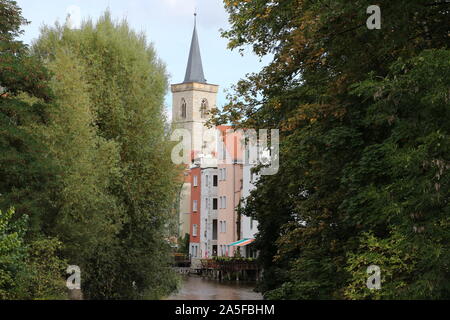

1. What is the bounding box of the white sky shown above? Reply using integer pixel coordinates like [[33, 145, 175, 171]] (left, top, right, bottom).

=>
[[16, 0, 271, 121]]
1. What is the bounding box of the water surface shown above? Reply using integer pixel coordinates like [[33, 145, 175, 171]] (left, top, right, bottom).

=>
[[167, 275, 263, 300]]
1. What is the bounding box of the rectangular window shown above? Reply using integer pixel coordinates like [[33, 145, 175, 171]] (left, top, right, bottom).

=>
[[213, 198, 218, 210], [193, 224, 198, 237], [213, 220, 218, 240], [193, 175, 198, 187], [221, 196, 227, 209], [222, 143, 227, 160], [223, 168, 227, 181], [250, 218, 254, 230], [193, 200, 198, 212], [205, 175, 209, 187], [213, 175, 218, 187], [223, 221, 227, 233]]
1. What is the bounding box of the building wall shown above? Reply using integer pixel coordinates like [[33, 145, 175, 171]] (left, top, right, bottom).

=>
[[241, 164, 259, 258], [201, 168, 219, 258], [171, 82, 219, 259], [179, 179, 191, 238], [241, 142, 260, 241], [241, 165, 258, 240], [171, 82, 219, 160], [216, 128, 244, 257], [217, 163, 243, 257], [189, 167, 201, 257]]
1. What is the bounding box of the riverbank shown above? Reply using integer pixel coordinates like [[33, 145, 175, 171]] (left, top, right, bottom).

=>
[[166, 275, 263, 300]]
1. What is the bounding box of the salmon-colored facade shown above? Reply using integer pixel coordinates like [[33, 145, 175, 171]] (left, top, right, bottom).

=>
[[189, 167, 201, 257], [217, 127, 244, 257]]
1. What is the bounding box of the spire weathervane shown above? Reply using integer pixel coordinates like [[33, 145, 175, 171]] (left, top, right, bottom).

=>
[[194, 8, 197, 26]]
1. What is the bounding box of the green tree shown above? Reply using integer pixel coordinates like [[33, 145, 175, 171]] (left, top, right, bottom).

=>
[[0, 0, 56, 234], [33, 13, 180, 299], [24, 237, 67, 300], [216, 0, 449, 299], [0, 208, 28, 299], [0, 0, 68, 300], [29, 47, 125, 295], [0, 208, 66, 300]]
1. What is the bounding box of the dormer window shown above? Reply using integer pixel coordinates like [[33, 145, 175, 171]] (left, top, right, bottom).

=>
[[200, 99, 208, 119], [181, 98, 187, 119]]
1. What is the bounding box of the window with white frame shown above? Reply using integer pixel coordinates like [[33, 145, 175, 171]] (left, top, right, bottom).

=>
[[220, 196, 227, 209], [221, 142, 227, 160], [219, 220, 227, 233], [205, 175, 209, 187], [193, 200, 198, 212], [193, 175, 198, 187], [193, 224, 198, 237], [219, 168, 227, 181]]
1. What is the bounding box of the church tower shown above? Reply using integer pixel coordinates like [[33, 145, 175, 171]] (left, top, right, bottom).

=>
[[171, 14, 219, 161], [173, 14, 219, 239]]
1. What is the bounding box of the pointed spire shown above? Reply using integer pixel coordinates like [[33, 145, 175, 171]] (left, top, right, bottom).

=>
[[183, 11, 206, 83]]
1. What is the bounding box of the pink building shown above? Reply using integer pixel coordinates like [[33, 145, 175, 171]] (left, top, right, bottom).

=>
[[217, 127, 244, 257]]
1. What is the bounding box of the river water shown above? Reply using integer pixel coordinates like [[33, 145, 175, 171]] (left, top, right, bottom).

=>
[[167, 275, 263, 300]]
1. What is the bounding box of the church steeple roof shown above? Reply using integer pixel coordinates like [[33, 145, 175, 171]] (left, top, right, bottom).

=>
[[183, 13, 206, 84]]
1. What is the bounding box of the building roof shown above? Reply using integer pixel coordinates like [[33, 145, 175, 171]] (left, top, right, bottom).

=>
[[183, 16, 207, 84]]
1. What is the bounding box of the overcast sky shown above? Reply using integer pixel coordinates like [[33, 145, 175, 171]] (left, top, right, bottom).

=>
[[16, 0, 270, 120]]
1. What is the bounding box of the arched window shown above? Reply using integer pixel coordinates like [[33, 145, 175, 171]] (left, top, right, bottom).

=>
[[181, 98, 187, 119], [200, 99, 208, 119]]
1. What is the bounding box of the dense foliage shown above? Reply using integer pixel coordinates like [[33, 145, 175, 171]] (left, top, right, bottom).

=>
[[31, 13, 180, 300], [216, 0, 449, 299], [1, 1, 180, 299], [0, 208, 66, 299], [0, 0, 65, 299]]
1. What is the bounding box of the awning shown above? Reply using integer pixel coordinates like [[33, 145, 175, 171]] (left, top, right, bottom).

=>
[[228, 238, 255, 247]]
